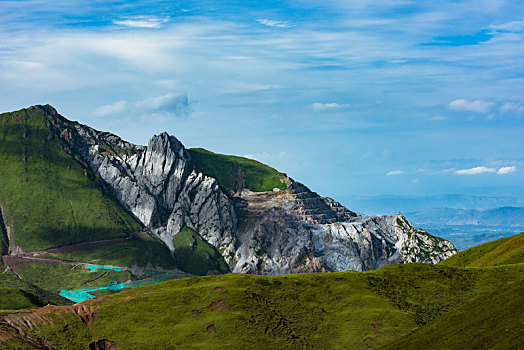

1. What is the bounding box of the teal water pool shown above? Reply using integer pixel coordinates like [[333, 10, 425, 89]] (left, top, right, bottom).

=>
[[60, 281, 125, 303], [59, 264, 178, 303], [85, 264, 122, 272]]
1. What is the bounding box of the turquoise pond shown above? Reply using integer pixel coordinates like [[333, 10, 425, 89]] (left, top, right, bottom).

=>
[[59, 264, 175, 303], [85, 264, 122, 272]]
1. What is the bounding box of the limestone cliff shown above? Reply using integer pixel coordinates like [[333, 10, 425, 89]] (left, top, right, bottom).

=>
[[41, 105, 456, 274]]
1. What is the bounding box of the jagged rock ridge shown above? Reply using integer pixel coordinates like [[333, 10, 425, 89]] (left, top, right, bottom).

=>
[[41, 105, 456, 274]]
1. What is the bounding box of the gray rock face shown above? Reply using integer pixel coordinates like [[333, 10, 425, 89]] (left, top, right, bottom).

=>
[[47, 112, 237, 263], [231, 183, 456, 274], [43, 105, 456, 274]]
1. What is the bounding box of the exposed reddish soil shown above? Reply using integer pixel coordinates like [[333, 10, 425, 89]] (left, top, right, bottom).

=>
[[209, 299, 230, 311]]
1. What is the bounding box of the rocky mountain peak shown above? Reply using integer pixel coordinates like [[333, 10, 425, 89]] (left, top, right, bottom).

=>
[[35, 106, 456, 274]]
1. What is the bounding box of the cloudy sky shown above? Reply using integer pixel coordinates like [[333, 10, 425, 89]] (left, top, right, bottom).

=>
[[1, 0, 523, 211]]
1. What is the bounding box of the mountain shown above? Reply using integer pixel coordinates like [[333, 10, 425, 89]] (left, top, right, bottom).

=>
[[403, 207, 524, 251], [0, 231, 522, 349], [42, 105, 457, 271], [406, 207, 524, 226], [0, 105, 455, 293], [344, 194, 524, 215]]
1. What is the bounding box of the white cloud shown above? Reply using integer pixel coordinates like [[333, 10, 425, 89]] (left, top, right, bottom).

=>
[[499, 102, 524, 115], [455, 166, 496, 175], [244, 151, 289, 163], [94, 100, 128, 116], [257, 19, 292, 28], [113, 16, 166, 29], [449, 99, 494, 114], [497, 166, 516, 175], [312, 102, 349, 111], [95, 93, 190, 118], [386, 170, 404, 176], [455, 166, 517, 175], [490, 20, 524, 33]]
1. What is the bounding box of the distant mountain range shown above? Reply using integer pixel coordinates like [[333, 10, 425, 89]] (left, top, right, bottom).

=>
[[344, 194, 524, 215], [402, 207, 524, 251], [406, 207, 524, 227]]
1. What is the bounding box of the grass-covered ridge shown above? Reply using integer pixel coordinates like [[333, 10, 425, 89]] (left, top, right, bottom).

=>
[[2, 260, 522, 349], [0, 106, 141, 251], [172, 226, 230, 275], [383, 279, 524, 350], [188, 148, 287, 193], [440, 231, 524, 268]]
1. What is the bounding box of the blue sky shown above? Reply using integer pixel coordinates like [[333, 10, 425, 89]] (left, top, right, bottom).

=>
[[1, 0, 523, 212]]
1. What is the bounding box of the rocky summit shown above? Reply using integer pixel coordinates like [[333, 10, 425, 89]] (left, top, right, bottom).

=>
[[37, 105, 457, 274]]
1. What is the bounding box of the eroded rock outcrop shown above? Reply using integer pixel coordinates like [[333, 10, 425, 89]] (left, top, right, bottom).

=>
[[231, 184, 456, 274], [45, 106, 237, 263], [40, 105, 456, 274]]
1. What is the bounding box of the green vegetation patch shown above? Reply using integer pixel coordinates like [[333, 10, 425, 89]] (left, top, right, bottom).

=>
[[172, 227, 230, 275], [0, 286, 44, 311], [44, 233, 178, 271], [16, 262, 132, 292], [365, 263, 524, 326], [383, 279, 524, 350], [188, 148, 287, 193], [29, 272, 415, 349], [0, 107, 140, 251], [440, 231, 524, 268], [0, 266, 71, 308]]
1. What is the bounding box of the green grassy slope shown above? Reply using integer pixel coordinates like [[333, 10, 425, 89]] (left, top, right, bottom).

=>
[[3, 261, 522, 349], [0, 287, 45, 311], [0, 266, 72, 310], [172, 227, 230, 275], [383, 278, 524, 350], [16, 263, 132, 292], [188, 148, 287, 193], [440, 231, 524, 267], [0, 106, 140, 251], [43, 233, 179, 270]]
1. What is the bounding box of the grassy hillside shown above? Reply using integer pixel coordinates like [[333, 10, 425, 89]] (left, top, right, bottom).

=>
[[0, 286, 42, 312], [172, 226, 230, 275], [0, 266, 72, 311], [43, 233, 179, 270], [1, 261, 522, 349], [440, 231, 524, 267], [16, 262, 133, 292], [383, 279, 524, 350], [188, 148, 287, 193], [0, 106, 141, 251]]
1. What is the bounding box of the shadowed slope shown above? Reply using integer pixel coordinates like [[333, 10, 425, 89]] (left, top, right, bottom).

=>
[[0, 106, 141, 251]]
